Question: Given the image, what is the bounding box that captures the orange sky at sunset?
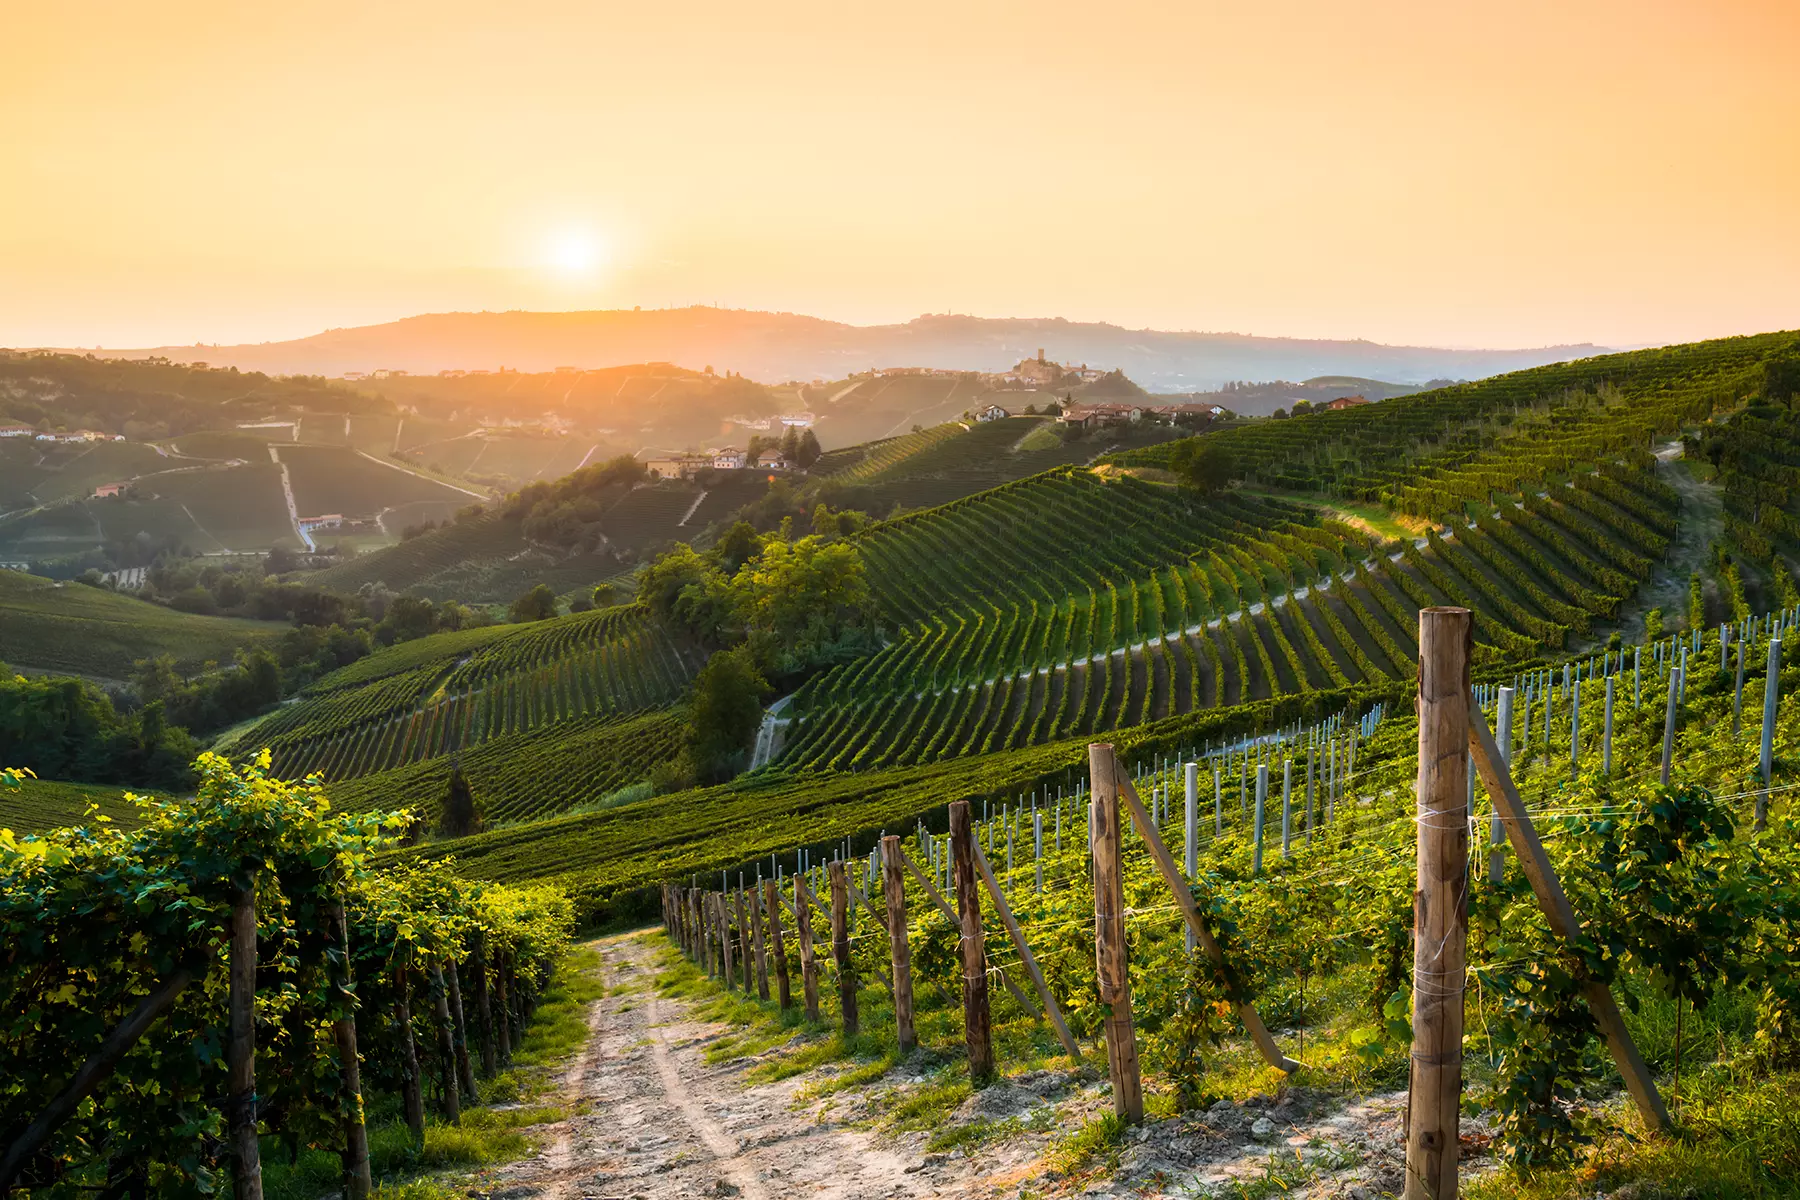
[4,0,1797,351]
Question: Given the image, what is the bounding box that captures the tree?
[713,522,762,574]
[1169,438,1236,494]
[686,648,769,783]
[509,584,560,623]
[439,759,484,837]
[592,581,617,608]
[796,428,822,468]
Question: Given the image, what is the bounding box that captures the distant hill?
[90,308,1610,392]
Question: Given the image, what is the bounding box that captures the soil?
[477,932,1505,1200]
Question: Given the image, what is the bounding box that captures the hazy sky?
[4,0,1798,350]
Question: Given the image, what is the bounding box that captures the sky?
[3,0,1798,351]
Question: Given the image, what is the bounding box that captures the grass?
[259,941,603,1200]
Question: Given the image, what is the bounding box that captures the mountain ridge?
[67,308,1610,391]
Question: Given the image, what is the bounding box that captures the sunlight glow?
[544,228,607,278]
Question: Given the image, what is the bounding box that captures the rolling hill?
[92,307,1610,392]
[0,568,284,679]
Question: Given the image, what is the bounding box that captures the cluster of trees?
[501,455,646,550]
[0,666,199,789]
[744,424,822,469]
[1168,437,1236,494]
[638,520,877,781]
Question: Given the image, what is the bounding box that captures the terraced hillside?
[217,602,702,818]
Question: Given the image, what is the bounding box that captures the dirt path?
[491,931,998,1199]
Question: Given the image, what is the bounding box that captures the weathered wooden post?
[1407,607,1471,1200]
[880,835,915,1052]
[828,861,857,1035]
[229,876,263,1200]
[736,888,754,993]
[429,962,461,1124]
[763,877,791,1010]
[1761,637,1781,829]
[1089,743,1145,1122]
[718,893,734,985]
[949,800,994,1083]
[795,875,820,1021]
[329,902,372,1200]
[446,961,477,1102]
[394,966,425,1144]
[751,881,770,1001]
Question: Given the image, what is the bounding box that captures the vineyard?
[0,755,579,1195]
[652,608,1800,1194]
[219,602,701,791]
[774,445,1682,773]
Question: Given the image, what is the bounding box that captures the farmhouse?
[1058,402,1142,429]
[712,448,747,470]
[975,404,1010,422]
[645,454,709,480]
[1327,394,1371,410]
[92,482,128,498]
[755,450,788,470]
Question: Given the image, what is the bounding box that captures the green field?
[0,569,283,678]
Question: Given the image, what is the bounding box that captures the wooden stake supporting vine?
[1089,743,1145,1122]
[881,835,917,1053]
[973,841,1082,1062]
[949,800,996,1084]
[764,877,791,1010]
[229,877,264,1200]
[1407,607,1471,1200]
[795,874,821,1021]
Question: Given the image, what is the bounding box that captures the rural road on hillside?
[488,932,1024,1200]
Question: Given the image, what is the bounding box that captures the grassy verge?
[260,943,605,1200]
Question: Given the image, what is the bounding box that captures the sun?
[544,228,606,278]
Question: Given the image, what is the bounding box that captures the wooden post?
[429,961,461,1124]
[828,861,857,1034]
[447,960,478,1102]
[1760,637,1781,829]
[228,878,263,1200]
[736,888,754,994]
[329,903,372,1200]
[763,877,791,1010]
[720,892,735,986]
[395,966,425,1145]
[1468,696,1671,1133]
[1089,744,1144,1121]
[1407,607,1470,1200]
[752,880,771,1001]
[974,842,1083,1062]
[494,954,513,1064]
[795,875,821,1021]
[881,835,917,1053]
[949,800,995,1084]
